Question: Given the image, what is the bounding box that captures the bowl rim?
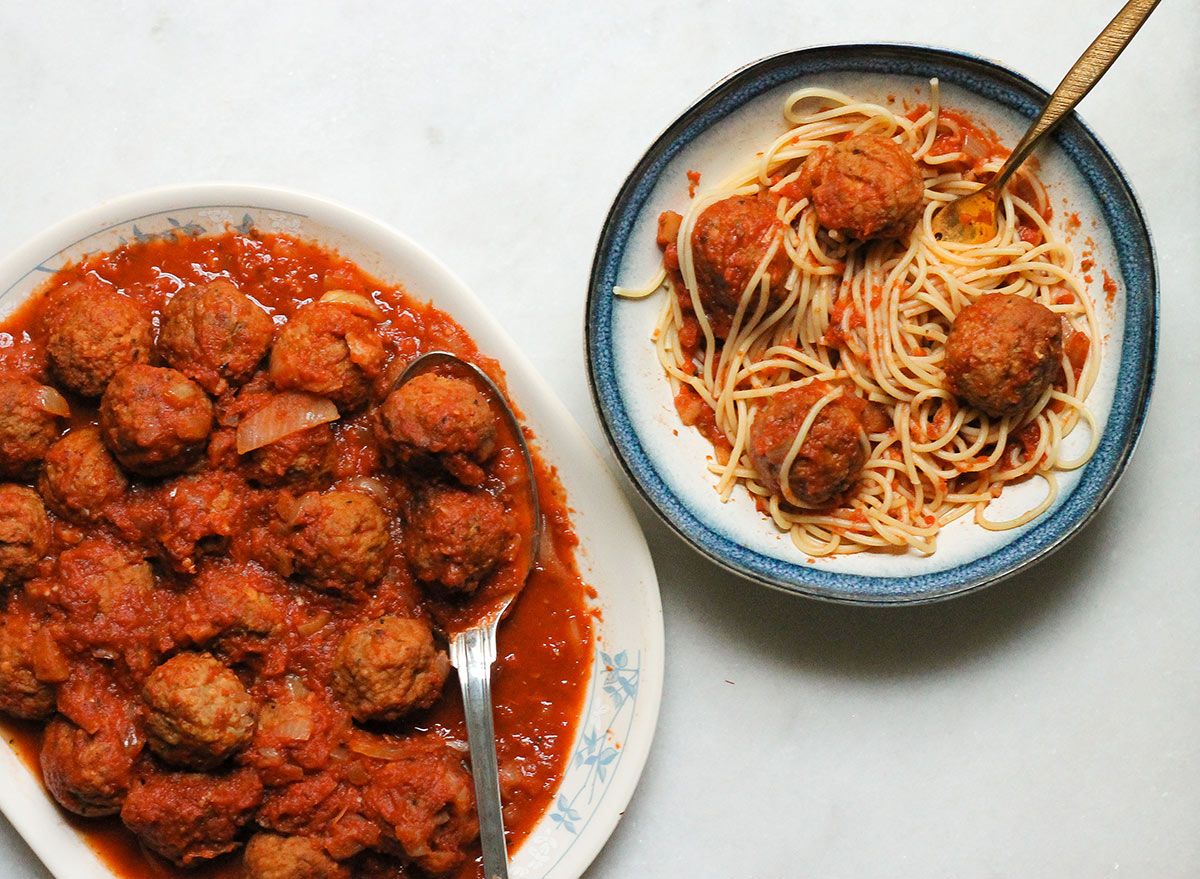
[0,182,665,879]
[584,42,1159,606]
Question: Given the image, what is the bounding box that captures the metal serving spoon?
[390,350,543,879]
[931,0,1160,245]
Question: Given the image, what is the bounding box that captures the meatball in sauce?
[749,381,868,507]
[798,133,925,241]
[688,194,792,337]
[944,293,1064,418]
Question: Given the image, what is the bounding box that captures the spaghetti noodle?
[617,81,1100,557]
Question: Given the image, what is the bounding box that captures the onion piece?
[237,392,340,455]
[342,476,390,505]
[34,385,70,418]
[320,289,385,321]
[269,712,313,742]
[347,732,413,762]
[283,674,311,699]
[962,131,990,160]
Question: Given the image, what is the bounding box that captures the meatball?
[0,610,55,719]
[287,490,390,592]
[100,365,214,475]
[331,616,449,723]
[690,195,791,337]
[270,301,386,410]
[362,738,477,875]
[944,293,1064,418]
[376,373,496,485]
[26,539,157,648]
[244,834,348,879]
[404,486,512,593]
[38,427,128,521]
[0,372,62,478]
[42,282,154,397]
[155,472,245,573]
[173,562,283,651]
[120,767,263,867]
[0,484,50,585]
[799,134,925,241]
[142,653,257,769]
[40,712,140,817]
[158,279,275,395]
[748,381,867,506]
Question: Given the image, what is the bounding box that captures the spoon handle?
[995,0,1160,191]
[450,621,510,879]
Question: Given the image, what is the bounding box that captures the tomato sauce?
[0,230,595,879]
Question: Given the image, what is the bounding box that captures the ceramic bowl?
[587,44,1156,604]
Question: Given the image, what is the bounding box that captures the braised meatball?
[331,615,449,723]
[690,195,791,337]
[0,485,50,586]
[158,279,275,395]
[0,610,55,719]
[944,293,1064,418]
[155,472,245,573]
[270,301,386,410]
[287,490,390,592]
[120,767,263,867]
[41,711,141,817]
[799,134,925,241]
[173,561,283,651]
[100,365,214,475]
[404,486,511,593]
[244,834,348,879]
[42,282,154,397]
[376,373,496,485]
[142,653,257,769]
[38,427,128,521]
[0,372,62,478]
[748,381,867,506]
[25,540,157,660]
[362,737,478,876]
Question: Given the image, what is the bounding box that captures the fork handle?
[451,620,510,879]
[995,0,1160,191]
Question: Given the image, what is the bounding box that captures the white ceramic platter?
[0,184,664,879]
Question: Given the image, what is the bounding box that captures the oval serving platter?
[587,44,1157,604]
[0,183,664,879]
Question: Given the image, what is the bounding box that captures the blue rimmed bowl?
[586,44,1157,605]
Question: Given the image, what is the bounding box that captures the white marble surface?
[1,1,1197,876]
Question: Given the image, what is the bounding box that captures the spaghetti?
[617,81,1100,557]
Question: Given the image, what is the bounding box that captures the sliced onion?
[283,674,311,699]
[342,476,390,505]
[297,610,331,637]
[34,385,70,418]
[963,131,991,160]
[271,715,313,742]
[320,289,385,321]
[237,392,340,455]
[348,732,412,762]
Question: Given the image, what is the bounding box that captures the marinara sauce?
[0,230,595,878]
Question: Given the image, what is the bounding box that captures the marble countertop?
[1,1,1197,876]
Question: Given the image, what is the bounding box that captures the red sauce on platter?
[0,230,595,879]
